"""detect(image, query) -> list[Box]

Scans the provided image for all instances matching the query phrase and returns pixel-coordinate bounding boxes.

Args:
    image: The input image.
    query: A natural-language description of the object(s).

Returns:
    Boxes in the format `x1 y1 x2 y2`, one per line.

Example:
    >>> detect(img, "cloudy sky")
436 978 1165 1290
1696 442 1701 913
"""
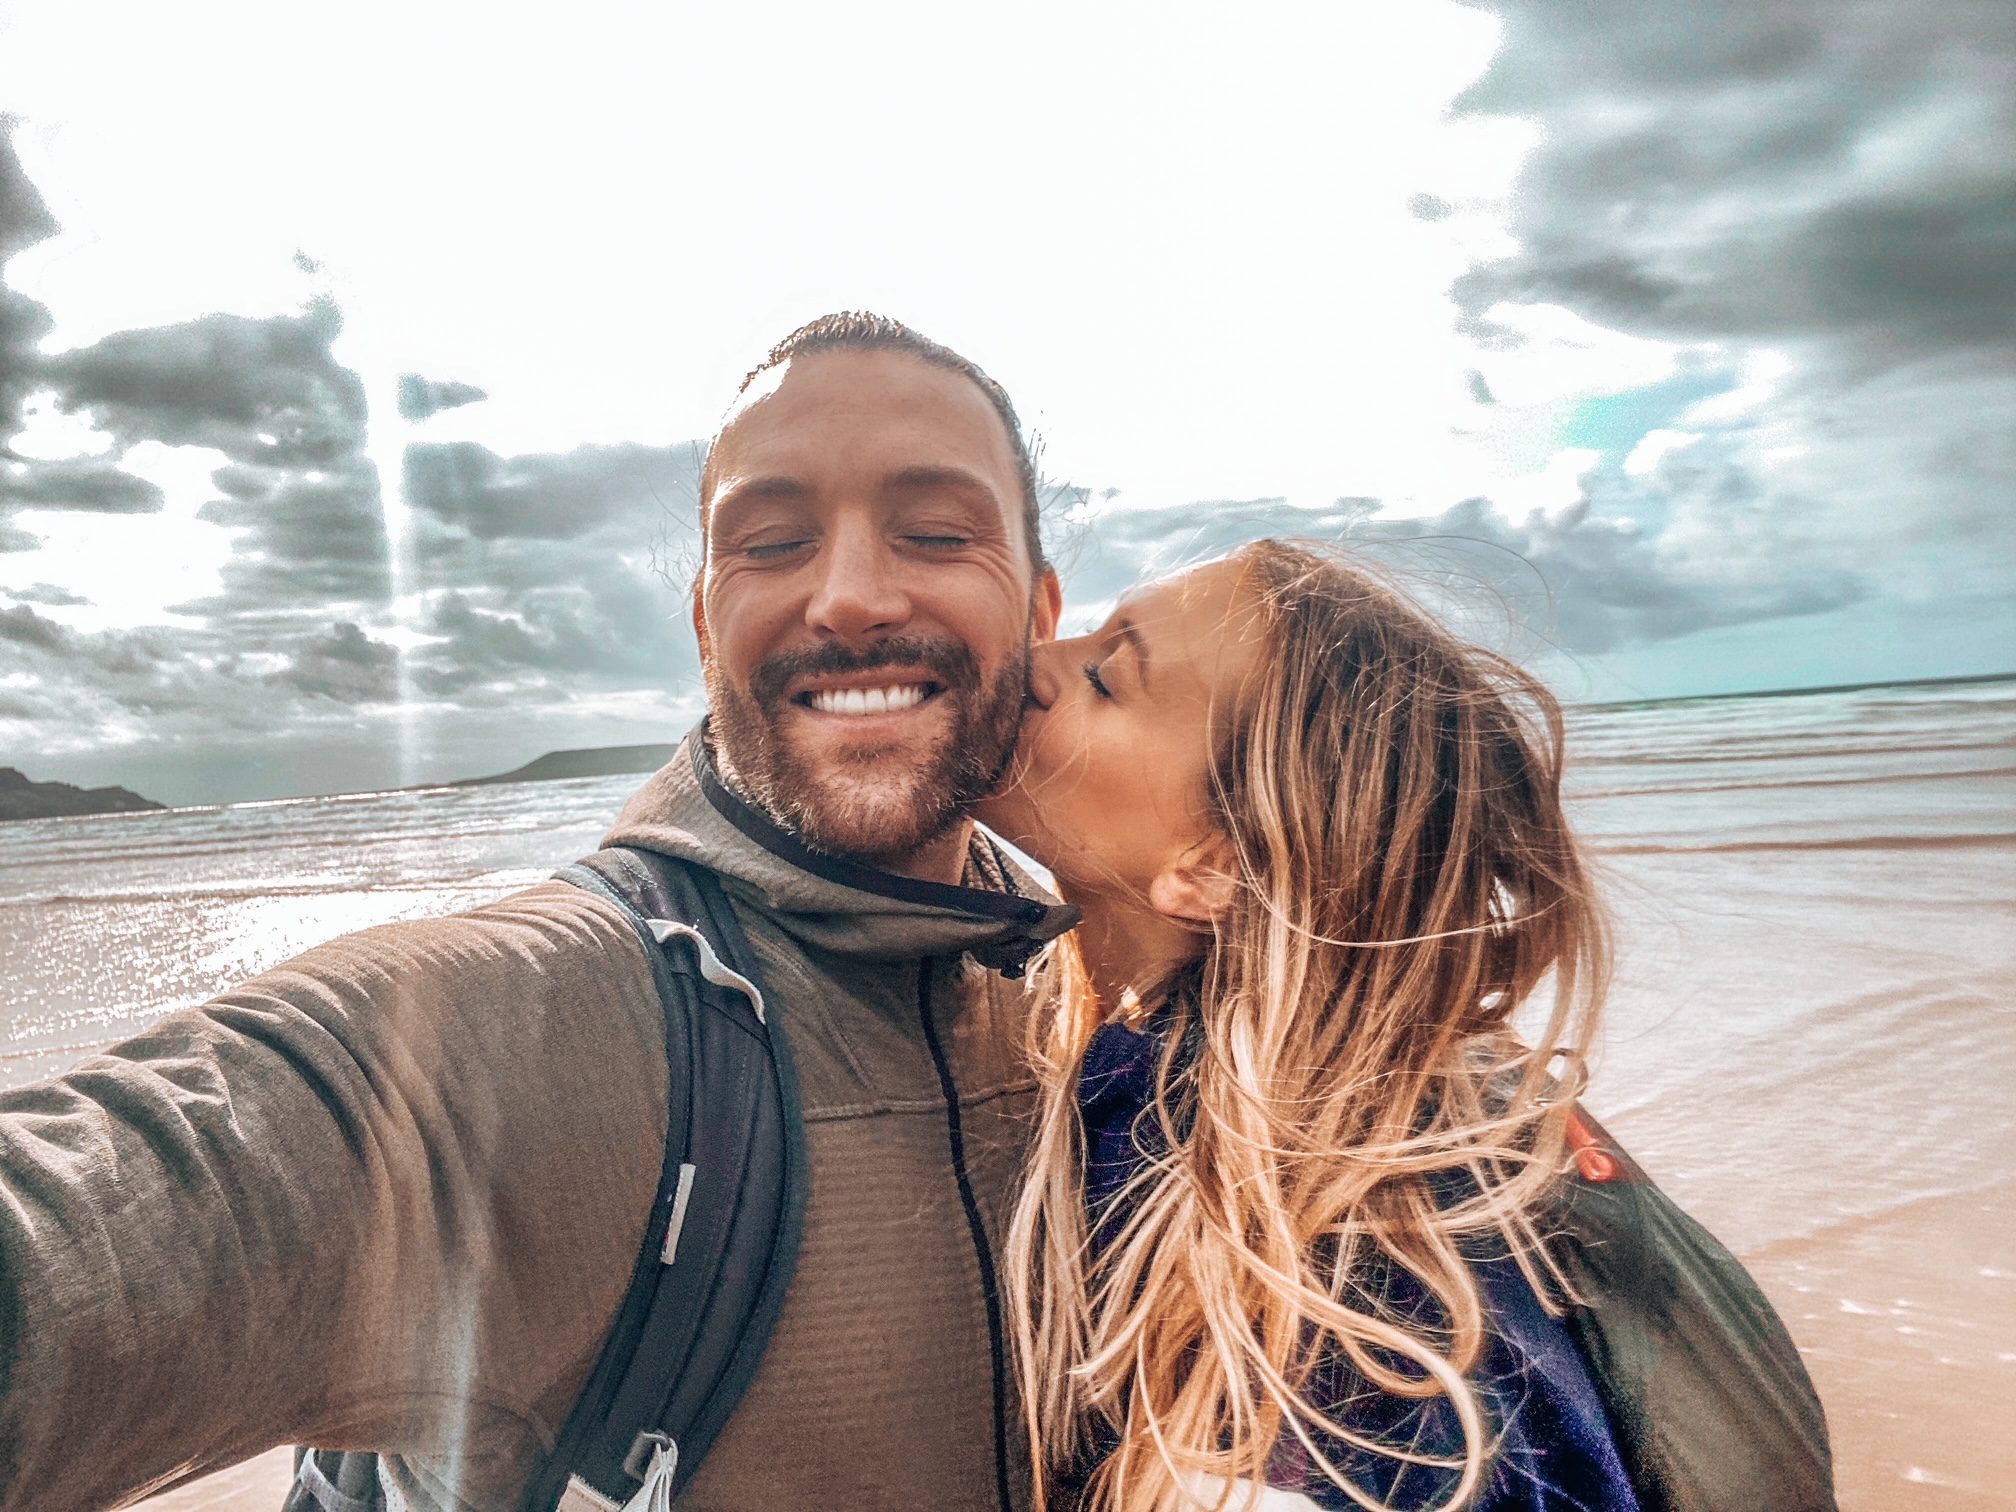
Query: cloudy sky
1 0 2010 805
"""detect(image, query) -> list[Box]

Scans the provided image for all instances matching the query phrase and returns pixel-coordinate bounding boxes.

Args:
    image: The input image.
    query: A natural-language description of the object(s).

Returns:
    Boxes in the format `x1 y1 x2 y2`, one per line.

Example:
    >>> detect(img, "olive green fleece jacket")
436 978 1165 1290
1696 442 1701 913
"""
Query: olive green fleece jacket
0 729 1076 1512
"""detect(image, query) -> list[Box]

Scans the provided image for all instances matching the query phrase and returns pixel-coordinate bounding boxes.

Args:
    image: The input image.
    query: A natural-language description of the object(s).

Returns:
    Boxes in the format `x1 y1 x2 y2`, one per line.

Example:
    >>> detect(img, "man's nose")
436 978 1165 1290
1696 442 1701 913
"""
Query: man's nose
804 516 912 640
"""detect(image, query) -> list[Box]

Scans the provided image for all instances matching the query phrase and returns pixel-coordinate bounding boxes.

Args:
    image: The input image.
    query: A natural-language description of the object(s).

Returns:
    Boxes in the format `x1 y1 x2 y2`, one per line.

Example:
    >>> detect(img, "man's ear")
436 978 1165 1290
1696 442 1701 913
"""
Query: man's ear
691 584 711 657
1146 833 1240 929
1031 566 1063 643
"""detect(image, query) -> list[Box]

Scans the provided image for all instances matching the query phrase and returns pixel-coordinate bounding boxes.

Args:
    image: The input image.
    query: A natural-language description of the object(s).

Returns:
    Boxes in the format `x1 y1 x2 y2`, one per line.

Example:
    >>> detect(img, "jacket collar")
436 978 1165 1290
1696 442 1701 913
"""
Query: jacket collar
602 724 1078 974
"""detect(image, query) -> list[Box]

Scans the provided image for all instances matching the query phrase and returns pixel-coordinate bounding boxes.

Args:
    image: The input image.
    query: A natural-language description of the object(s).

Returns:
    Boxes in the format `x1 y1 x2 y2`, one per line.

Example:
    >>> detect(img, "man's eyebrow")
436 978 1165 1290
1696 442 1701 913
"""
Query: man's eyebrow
882 464 1000 497
712 475 811 513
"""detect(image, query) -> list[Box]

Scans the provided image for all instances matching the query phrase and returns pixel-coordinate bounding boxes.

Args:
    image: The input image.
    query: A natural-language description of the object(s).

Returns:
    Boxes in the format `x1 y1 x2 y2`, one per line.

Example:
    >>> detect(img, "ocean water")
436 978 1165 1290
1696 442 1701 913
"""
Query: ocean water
4 678 2013 1510
1559 676 2016 1510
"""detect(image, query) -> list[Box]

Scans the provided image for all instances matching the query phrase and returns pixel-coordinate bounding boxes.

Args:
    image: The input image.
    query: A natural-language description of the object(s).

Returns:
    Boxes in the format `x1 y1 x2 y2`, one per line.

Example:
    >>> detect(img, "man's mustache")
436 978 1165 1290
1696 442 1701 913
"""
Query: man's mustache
748 636 985 710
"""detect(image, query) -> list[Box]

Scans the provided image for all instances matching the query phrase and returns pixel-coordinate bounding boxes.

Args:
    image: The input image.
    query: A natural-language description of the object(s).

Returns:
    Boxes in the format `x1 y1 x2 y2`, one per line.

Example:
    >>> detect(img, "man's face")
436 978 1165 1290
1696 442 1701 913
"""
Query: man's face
697 348 1060 869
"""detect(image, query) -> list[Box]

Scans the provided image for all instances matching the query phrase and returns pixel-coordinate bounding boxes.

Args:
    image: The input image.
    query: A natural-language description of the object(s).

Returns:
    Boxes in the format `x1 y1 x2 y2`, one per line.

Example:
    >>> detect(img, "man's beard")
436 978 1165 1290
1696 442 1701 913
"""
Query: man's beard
705 632 1030 869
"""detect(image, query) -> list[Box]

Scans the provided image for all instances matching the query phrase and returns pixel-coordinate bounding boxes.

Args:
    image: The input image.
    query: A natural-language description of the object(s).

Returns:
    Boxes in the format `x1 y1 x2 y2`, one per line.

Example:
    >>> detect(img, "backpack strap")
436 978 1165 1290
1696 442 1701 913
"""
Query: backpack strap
285 847 807 1512
283 1448 382 1512
523 846 809 1512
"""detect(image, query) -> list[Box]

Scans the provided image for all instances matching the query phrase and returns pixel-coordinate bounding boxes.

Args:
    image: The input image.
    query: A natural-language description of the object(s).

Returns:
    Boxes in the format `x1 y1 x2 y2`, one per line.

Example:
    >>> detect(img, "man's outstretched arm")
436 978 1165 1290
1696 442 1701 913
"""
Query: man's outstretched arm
0 882 668 1512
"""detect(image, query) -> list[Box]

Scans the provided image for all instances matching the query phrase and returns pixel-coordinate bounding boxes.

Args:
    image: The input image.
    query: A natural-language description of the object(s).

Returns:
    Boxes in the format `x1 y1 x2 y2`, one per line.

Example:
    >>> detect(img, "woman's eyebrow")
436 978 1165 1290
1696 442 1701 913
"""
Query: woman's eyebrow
1114 617 1151 688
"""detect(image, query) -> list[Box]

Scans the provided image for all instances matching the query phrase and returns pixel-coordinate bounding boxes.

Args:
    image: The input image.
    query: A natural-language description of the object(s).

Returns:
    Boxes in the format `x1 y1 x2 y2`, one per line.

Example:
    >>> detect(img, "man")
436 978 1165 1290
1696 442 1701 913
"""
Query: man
0 313 1075 1512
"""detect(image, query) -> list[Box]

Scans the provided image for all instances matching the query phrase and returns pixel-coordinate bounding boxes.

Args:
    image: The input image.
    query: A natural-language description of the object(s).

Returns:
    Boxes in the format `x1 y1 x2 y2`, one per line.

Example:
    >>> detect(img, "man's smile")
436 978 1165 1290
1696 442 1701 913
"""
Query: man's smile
792 677 945 718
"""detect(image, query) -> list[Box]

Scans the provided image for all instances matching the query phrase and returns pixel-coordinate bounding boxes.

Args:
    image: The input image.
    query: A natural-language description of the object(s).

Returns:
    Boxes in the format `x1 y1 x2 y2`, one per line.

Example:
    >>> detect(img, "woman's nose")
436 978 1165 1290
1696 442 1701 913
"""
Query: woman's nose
1025 641 1070 710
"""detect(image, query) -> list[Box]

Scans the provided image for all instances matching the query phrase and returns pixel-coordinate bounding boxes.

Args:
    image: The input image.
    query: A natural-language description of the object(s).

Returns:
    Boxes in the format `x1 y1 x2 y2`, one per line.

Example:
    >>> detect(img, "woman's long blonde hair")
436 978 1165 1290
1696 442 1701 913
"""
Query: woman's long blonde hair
1005 540 1610 1512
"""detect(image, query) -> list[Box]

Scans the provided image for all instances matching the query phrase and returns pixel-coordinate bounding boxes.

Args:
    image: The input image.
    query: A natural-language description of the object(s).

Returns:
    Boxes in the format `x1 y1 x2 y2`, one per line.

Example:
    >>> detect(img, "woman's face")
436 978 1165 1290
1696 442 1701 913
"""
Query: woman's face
976 557 1265 903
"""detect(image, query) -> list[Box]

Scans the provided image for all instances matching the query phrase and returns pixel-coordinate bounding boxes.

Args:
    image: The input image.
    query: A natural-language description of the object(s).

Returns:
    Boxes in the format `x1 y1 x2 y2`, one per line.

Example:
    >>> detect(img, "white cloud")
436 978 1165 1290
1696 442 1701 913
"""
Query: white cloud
1492 446 1603 518
8 392 114 459
1623 429 1700 477
1468 302 1686 408
3 443 239 631
1679 350 1793 426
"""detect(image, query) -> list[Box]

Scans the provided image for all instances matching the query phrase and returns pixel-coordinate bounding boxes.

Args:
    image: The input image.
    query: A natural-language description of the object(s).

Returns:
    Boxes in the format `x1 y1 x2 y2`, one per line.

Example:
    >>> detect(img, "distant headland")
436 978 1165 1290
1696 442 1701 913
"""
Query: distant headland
0 767 166 823
452 744 679 787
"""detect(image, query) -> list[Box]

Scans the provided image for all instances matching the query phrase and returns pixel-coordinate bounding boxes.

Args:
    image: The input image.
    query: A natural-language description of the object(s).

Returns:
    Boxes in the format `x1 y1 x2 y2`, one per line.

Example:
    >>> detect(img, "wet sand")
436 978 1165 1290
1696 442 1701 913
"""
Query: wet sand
132 1449 295 1510
1747 1184 2016 1508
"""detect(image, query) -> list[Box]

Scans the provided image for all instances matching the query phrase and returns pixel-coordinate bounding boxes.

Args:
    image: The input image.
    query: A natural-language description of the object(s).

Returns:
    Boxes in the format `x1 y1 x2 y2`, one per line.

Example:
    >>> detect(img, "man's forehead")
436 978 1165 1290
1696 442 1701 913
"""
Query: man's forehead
710 349 1018 477
717 358 794 431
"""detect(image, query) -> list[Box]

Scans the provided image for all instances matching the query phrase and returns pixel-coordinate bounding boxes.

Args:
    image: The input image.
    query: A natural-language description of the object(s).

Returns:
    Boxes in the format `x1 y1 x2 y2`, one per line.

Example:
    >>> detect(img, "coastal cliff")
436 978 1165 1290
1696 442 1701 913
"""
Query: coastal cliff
453 743 678 787
0 767 166 822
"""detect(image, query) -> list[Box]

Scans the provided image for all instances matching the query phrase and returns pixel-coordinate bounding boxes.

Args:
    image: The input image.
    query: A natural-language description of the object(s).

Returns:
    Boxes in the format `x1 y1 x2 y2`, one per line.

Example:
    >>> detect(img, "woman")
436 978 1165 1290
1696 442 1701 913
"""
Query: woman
977 541 1832 1512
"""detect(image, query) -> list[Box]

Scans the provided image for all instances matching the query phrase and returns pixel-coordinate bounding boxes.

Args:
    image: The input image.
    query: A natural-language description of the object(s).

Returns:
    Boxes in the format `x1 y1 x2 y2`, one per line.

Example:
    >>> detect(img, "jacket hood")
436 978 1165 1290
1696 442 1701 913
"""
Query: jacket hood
602 724 1079 972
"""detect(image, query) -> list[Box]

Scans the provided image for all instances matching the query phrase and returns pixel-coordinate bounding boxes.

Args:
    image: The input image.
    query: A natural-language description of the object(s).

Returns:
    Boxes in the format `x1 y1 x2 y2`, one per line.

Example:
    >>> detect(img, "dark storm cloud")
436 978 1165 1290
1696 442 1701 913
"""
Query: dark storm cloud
0 601 193 690
1 122 59 466
1 132 386 614
23 304 392 611
181 455 389 610
395 439 702 698
408 574 691 694
275 621 399 703
411 591 604 694
0 129 58 481
0 119 58 264
1053 1 2009 657
1436 0 2016 611
1058 489 1864 656
404 440 695 540
5 580 88 605
0 599 67 653
1452 0 2015 355
0 455 163 513
43 300 368 465
0 598 408 773
396 373 488 422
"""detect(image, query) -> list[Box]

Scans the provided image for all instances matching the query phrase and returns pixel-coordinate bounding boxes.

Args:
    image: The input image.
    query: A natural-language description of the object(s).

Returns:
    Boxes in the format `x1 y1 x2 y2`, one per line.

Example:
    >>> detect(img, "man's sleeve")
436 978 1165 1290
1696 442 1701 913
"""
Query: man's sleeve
0 882 669 1512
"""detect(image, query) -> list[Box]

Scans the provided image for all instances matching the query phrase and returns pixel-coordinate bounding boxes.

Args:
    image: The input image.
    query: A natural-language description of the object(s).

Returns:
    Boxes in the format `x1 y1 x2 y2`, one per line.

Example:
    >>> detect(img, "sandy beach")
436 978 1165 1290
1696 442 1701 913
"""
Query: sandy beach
1 676 2005 1510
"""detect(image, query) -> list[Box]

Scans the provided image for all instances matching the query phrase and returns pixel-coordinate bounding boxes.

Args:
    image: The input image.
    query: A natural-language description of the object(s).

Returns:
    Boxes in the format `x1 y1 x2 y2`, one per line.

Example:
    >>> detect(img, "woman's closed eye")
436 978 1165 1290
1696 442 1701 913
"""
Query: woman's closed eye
1083 660 1114 699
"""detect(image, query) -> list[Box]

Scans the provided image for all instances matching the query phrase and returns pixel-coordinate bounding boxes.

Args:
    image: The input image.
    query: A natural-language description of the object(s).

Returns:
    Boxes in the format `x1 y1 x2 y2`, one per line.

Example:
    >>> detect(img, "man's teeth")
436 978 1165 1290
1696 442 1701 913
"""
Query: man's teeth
807 684 930 716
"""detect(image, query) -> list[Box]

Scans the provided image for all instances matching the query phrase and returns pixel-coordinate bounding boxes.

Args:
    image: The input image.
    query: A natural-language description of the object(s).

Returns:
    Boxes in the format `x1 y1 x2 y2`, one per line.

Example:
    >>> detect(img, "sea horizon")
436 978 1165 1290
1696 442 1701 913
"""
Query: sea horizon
12 667 2014 820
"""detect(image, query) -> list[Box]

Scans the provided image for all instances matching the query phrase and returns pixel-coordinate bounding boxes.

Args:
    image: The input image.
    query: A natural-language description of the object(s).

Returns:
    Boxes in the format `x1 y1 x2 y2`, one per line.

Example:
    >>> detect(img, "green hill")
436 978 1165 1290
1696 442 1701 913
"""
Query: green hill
0 767 166 822
454 744 679 787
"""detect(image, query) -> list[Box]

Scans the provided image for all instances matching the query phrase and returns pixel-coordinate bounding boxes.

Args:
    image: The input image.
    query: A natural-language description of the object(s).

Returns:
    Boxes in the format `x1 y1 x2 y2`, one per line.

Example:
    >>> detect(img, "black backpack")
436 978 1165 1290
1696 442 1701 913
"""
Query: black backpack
288 846 809 1512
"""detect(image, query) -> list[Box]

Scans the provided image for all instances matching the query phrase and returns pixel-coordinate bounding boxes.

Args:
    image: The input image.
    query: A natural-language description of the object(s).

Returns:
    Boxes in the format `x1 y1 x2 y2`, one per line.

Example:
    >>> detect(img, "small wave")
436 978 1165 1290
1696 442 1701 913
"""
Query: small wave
1594 831 2016 856
1738 1176 2016 1260
1569 736 2016 768
1569 764 2016 800
0 878 508 910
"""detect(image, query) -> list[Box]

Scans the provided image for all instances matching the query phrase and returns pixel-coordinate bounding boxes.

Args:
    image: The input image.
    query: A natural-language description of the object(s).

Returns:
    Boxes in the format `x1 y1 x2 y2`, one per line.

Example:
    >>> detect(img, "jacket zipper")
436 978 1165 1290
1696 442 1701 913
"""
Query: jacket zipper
917 958 1016 1512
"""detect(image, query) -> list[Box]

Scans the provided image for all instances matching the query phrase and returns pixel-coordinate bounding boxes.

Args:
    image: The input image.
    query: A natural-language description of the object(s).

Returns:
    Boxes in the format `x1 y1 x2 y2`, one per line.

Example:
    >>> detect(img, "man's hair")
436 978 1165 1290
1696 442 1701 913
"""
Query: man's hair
702 311 1046 571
